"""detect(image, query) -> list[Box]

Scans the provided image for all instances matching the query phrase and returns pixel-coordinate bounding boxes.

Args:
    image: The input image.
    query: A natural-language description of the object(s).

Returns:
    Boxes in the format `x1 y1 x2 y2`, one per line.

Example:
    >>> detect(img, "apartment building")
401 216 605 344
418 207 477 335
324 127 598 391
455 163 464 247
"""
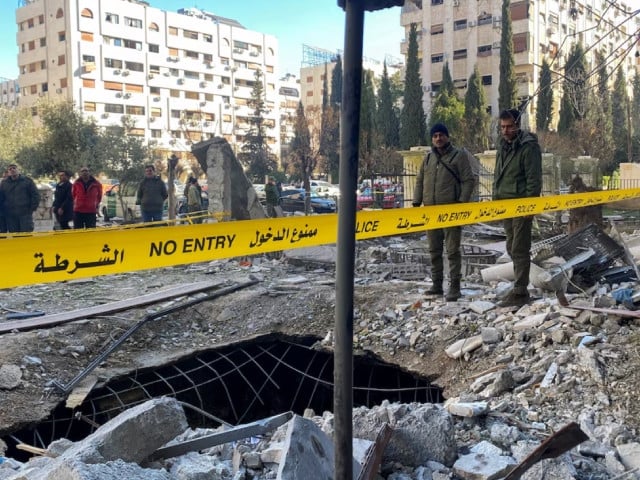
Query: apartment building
0 78 20 108
15 0 281 156
400 0 640 129
278 73 300 158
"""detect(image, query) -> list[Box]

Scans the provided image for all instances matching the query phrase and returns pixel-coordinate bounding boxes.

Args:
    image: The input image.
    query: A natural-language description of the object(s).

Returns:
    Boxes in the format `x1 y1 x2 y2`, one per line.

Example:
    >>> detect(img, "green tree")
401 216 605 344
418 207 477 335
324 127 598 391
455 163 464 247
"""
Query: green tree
463 65 489 153
400 23 426 149
322 56 342 181
498 0 517 112
586 50 614 173
0 106 40 170
611 67 630 165
377 62 400 148
359 69 378 176
429 62 464 142
535 59 553 132
632 71 640 161
330 55 342 106
557 43 588 135
16 101 102 176
440 62 455 96
238 68 277 182
289 101 317 213
96 116 148 183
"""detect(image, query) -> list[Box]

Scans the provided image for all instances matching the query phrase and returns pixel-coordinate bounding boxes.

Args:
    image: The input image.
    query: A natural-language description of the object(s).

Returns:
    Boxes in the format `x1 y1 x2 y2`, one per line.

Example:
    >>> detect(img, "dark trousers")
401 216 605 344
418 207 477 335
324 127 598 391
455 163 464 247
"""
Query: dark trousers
55 214 71 229
427 226 462 281
5 214 34 233
503 216 533 294
74 212 97 229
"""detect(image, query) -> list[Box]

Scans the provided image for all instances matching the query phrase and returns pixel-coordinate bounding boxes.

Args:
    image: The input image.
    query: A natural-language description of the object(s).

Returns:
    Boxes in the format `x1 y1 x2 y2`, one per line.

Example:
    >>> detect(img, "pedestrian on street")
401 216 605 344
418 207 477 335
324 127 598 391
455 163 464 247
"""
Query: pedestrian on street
186 177 204 224
136 164 168 223
0 169 8 233
52 170 73 229
493 109 542 307
0 164 40 233
264 176 279 217
413 123 476 301
72 166 102 229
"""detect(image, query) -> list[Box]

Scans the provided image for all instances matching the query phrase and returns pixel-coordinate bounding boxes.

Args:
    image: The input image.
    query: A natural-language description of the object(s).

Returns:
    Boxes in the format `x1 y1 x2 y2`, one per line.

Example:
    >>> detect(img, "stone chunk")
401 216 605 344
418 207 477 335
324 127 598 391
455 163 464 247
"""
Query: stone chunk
445 400 489 418
0 365 22 390
452 452 516 480
617 442 640 474
445 335 483 359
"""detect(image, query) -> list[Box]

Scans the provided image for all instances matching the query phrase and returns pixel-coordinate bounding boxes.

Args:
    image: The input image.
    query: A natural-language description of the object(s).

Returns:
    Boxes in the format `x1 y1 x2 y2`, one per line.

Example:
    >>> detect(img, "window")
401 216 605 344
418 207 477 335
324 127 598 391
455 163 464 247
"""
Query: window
56 8 63 18
83 79 95 88
30 85 37 94
233 40 249 50
204 93 213 101
125 61 144 72
478 45 492 57
149 44 159 53
40 38 46 47
168 26 178 36
482 75 492 85
170 89 180 98
82 54 96 63
149 22 159 32
28 40 35 51
169 68 179 77
453 19 467 30
185 50 199 59
453 49 467 60
185 91 199 100
60 78 67 88
431 53 444 63
168 47 179 56
104 81 123 91
39 14 44 24
58 31 66 41
511 1 529 21
513 32 528 53
151 129 162 138
203 54 213 63
183 29 198 40
81 32 94 42
266 65 274 73
171 110 181 118
40 60 46 69
220 57 229 65
123 39 142 50
184 71 199 79
431 24 444 35
478 13 493 26
29 63 36 73
84 101 96 112
204 73 213 81
105 13 119 24
125 84 143 93
306 91 313 97
125 17 142 28
57 54 65 65
203 34 212 43
150 107 162 117
126 105 145 115
150 86 160 94
431 0 443 4
105 58 123 69
105 104 124 114
28 18 34 28
149 64 160 74
81 9 92 18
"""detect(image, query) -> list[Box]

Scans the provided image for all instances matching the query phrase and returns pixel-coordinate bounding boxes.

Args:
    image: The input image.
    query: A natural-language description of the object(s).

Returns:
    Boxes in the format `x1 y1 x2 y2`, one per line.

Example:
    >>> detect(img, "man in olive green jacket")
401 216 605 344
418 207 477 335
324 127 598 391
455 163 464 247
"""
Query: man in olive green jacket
493 109 542 307
413 123 476 301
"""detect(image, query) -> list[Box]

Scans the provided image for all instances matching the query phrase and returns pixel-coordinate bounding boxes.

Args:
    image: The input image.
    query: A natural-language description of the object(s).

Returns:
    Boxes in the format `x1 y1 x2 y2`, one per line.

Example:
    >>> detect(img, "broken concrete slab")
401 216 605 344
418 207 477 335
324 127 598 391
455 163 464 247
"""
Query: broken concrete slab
0 365 22 390
445 335 483 359
616 442 640 477
49 458 175 480
453 452 517 480
61 397 188 464
277 415 361 480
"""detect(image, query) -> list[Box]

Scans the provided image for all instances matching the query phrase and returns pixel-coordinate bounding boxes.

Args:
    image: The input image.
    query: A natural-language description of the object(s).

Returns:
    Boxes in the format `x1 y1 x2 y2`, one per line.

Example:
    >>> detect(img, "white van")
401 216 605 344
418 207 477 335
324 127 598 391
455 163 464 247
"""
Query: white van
310 180 340 198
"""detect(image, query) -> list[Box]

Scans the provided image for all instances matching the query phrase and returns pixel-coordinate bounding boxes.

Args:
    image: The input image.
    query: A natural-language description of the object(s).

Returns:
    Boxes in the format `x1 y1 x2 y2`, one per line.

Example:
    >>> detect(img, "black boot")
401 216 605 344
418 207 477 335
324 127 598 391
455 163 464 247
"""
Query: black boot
427 279 443 295
445 278 461 301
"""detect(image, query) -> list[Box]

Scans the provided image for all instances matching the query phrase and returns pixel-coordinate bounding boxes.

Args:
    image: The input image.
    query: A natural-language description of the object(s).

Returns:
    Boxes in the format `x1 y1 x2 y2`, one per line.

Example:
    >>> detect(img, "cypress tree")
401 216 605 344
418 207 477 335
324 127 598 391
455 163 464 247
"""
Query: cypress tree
611 67 630 164
377 61 400 148
463 65 489 153
498 0 517 112
330 55 342 107
400 23 426 149
441 62 455 96
319 64 331 157
359 69 378 158
535 60 553 132
632 71 640 161
289 101 316 211
557 43 588 135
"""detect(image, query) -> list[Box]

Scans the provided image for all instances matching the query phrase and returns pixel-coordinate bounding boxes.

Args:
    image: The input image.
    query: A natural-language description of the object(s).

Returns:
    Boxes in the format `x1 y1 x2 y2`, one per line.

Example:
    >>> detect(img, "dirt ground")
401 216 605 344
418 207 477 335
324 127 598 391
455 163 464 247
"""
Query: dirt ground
1 254 639 445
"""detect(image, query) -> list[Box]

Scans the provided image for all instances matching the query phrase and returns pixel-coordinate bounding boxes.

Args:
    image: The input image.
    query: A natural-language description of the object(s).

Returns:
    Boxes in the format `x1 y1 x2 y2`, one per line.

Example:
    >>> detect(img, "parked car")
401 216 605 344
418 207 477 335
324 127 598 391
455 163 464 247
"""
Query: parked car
280 188 337 214
356 187 398 210
310 180 340 198
100 182 141 222
253 184 267 205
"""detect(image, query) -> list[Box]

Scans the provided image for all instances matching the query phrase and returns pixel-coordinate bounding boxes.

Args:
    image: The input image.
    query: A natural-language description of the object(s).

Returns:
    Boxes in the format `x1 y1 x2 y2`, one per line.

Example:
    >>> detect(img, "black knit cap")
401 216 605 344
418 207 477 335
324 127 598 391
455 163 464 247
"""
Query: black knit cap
430 123 449 137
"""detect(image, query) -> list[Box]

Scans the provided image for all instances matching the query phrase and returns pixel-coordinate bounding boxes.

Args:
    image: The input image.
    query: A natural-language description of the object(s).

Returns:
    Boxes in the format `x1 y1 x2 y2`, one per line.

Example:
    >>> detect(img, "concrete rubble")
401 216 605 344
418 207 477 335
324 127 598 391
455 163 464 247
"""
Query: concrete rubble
1 225 640 479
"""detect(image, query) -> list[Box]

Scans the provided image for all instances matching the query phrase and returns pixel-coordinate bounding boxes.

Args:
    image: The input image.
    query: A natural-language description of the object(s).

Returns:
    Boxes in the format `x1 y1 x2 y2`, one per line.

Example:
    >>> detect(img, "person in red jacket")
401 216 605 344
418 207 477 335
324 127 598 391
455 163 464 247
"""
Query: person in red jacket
72 166 102 229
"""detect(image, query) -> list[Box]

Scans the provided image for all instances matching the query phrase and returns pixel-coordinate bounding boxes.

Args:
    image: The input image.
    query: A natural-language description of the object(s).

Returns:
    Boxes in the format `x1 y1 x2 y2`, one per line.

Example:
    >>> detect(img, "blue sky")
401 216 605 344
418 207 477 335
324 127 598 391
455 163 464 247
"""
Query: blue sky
0 1 404 79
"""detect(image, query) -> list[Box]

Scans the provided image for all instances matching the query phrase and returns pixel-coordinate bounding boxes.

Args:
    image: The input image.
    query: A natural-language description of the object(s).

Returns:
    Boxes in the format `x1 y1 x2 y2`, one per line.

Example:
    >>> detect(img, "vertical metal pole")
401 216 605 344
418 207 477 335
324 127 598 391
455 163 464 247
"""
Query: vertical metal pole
334 1 364 479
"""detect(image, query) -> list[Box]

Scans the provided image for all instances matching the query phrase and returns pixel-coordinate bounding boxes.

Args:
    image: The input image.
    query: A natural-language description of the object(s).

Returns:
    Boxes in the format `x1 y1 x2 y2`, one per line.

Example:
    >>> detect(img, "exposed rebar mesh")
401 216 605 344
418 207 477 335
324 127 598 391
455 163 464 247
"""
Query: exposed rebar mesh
7 336 442 452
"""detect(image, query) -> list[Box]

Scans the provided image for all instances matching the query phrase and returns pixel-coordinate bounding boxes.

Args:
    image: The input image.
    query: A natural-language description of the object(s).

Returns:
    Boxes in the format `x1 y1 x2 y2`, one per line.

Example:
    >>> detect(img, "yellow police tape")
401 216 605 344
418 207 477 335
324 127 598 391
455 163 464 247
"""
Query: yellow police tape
1 188 639 289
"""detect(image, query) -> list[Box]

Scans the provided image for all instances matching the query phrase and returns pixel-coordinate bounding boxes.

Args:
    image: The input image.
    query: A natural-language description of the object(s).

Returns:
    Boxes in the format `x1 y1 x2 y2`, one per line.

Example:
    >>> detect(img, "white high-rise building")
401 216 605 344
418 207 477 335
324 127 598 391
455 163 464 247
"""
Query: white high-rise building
15 0 280 156
400 0 640 128
0 78 20 108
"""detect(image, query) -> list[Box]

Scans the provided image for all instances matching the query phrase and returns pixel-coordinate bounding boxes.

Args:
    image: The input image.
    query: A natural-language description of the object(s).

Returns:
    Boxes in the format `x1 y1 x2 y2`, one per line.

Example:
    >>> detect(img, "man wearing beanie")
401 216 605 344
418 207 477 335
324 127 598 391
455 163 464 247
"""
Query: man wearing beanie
493 109 542 307
413 123 476 301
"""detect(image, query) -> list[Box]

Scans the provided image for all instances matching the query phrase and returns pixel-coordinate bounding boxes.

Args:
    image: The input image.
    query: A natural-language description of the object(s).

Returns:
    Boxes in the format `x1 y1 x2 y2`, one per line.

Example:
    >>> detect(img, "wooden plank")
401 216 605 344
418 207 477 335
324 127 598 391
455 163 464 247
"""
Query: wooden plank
0 280 224 333
569 305 640 319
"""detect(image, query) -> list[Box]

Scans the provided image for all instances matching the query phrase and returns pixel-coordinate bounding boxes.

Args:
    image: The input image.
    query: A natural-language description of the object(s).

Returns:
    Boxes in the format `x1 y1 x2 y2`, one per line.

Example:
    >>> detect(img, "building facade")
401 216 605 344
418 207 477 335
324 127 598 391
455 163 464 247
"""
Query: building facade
15 0 281 156
400 0 640 129
0 78 20 108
